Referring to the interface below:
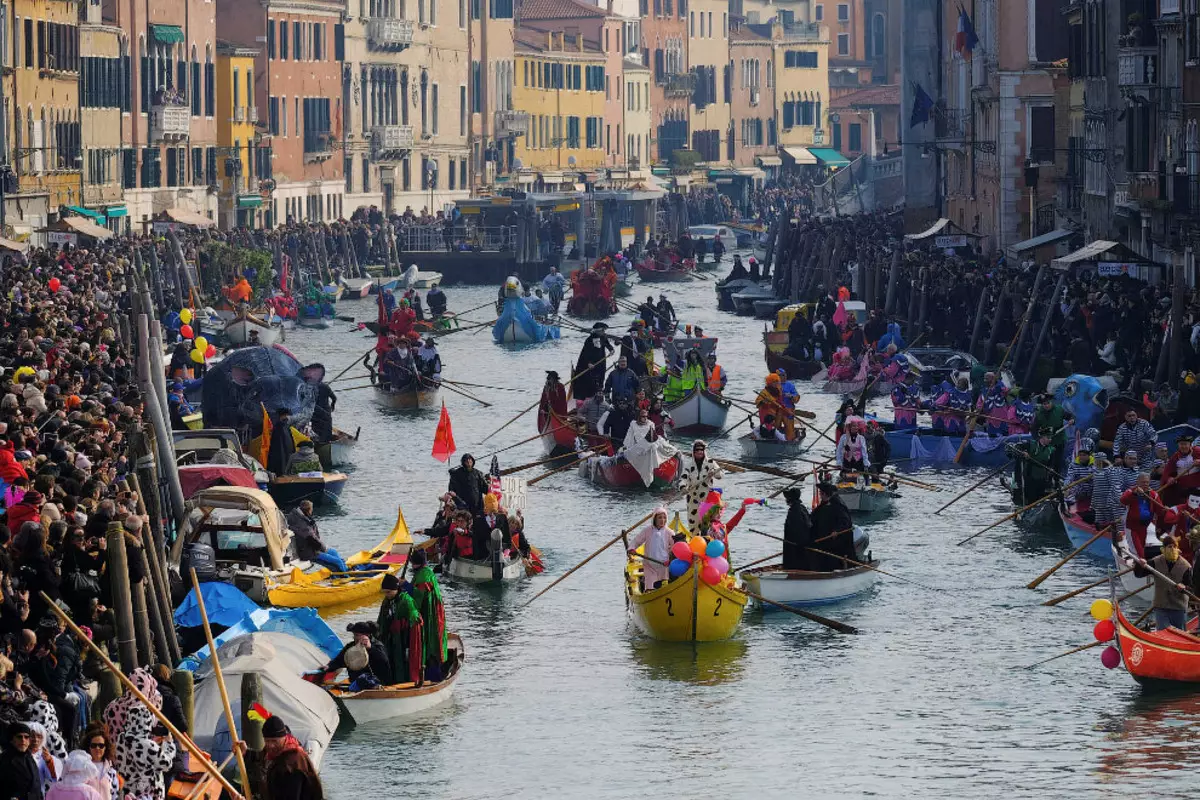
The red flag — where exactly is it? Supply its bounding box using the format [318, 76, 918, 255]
[431, 402, 456, 462]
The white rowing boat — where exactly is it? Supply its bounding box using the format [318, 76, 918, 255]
[836, 480, 898, 514]
[331, 634, 464, 724]
[737, 433, 802, 460]
[741, 562, 879, 606]
[666, 390, 730, 434]
[223, 313, 282, 346]
[446, 534, 527, 584]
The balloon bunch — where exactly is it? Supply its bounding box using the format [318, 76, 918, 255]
[668, 537, 730, 586]
[1089, 599, 1121, 669]
[189, 337, 216, 364]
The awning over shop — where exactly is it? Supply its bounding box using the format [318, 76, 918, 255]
[808, 148, 851, 167]
[780, 146, 817, 165]
[1050, 240, 1162, 282]
[904, 217, 981, 241]
[0, 237, 28, 253]
[756, 155, 783, 167]
[150, 24, 185, 44]
[63, 205, 105, 222]
[237, 195, 263, 209]
[161, 207, 216, 228]
[1007, 227, 1076, 255]
[59, 216, 114, 240]
[104, 205, 128, 218]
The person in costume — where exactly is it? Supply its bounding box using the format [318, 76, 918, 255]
[781, 487, 816, 571]
[262, 713, 324, 800]
[811, 482, 855, 571]
[572, 323, 614, 400]
[537, 371, 568, 434]
[409, 550, 448, 682]
[835, 418, 870, 474]
[627, 507, 673, 590]
[376, 573, 425, 686]
[681, 440, 723, 532]
[694, 490, 759, 543]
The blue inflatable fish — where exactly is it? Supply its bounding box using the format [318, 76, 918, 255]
[1054, 374, 1109, 433]
[493, 296, 561, 344]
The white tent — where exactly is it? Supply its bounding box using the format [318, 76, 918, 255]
[192, 632, 341, 769]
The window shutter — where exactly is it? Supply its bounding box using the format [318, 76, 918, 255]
[335, 24, 345, 61]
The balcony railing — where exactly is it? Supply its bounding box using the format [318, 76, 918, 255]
[372, 125, 415, 160]
[1128, 171, 1161, 204]
[1118, 47, 1158, 87]
[149, 104, 190, 141]
[367, 17, 414, 49]
[495, 110, 529, 138]
[780, 22, 822, 42]
[304, 131, 333, 160]
[233, 107, 245, 123]
[661, 72, 695, 96]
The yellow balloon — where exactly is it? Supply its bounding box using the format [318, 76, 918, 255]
[179, 308, 193, 325]
[190, 349, 205, 364]
[194, 336, 209, 352]
[1089, 598, 1113, 622]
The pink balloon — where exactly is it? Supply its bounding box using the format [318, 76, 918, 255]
[1100, 646, 1121, 669]
[710, 556, 730, 576]
[700, 565, 721, 585]
[671, 541, 692, 562]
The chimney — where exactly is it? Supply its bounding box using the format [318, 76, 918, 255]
[578, 32, 584, 51]
[547, 30, 553, 50]
[606, 0, 613, 11]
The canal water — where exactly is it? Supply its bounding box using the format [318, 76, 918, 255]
[278, 270, 1196, 798]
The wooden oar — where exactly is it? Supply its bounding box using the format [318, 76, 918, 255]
[527, 451, 595, 486]
[499, 451, 583, 476]
[740, 587, 859, 634]
[712, 413, 755, 441]
[1083, 578, 1152, 611]
[805, 547, 941, 592]
[934, 460, 1013, 515]
[432, 378, 492, 407]
[956, 475, 1092, 546]
[810, 527, 855, 545]
[953, 302, 1034, 463]
[1121, 548, 1200, 605]
[736, 551, 784, 571]
[854, 331, 927, 408]
[1022, 607, 1152, 670]
[1042, 567, 1134, 607]
[522, 511, 656, 607]
[330, 345, 376, 383]
[1025, 524, 1114, 589]
[746, 527, 786, 544]
[442, 379, 527, 393]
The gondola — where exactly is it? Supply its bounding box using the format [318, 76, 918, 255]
[635, 257, 696, 282]
[328, 634, 464, 723]
[666, 390, 730, 434]
[764, 346, 823, 380]
[577, 449, 682, 491]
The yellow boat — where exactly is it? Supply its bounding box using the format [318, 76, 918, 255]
[265, 506, 415, 608]
[182, 412, 204, 430]
[624, 513, 746, 642]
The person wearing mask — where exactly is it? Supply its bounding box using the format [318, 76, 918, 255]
[681, 440, 723, 532]
[1160, 434, 1200, 506]
[835, 421, 870, 474]
[627, 507, 673, 590]
[1131, 533, 1192, 631]
[572, 323, 614, 399]
[408, 549, 447, 682]
[1063, 439, 1096, 507]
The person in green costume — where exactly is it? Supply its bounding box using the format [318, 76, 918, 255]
[409, 549, 448, 682]
[375, 572, 425, 685]
[663, 349, 708, 404]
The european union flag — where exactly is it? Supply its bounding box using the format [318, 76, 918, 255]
[910, 82, 935, 129]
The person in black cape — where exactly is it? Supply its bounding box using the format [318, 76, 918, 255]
[810, 482, 856, 571]
[572, 323, 614, 398]
[266, 409, 297, 476]
[781, 487, 817, 571]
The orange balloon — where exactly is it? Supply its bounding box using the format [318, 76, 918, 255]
[688, 537, 707, 555]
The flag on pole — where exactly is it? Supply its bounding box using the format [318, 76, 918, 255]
[259, 403, 272, 467]
[431, 402, 456, 462]
[910, 82, 935, 128]
[955, 5, 979, 58]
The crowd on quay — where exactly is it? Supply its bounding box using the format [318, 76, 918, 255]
[0, 240, 325, 800]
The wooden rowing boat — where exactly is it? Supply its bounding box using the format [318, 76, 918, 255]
[624, 557, 746, 642]
[666, 390, 730, 435]
[1058, 505, 1116, 561]
[835, 479, 898, 514]
[446, 551, 526, 584]
[1114, 596, 1200, 685]
[741, 562, 879, 606]
[315, 428, 358, 470]
[224, 312, 283, 347]
[341, 278, 373, 299]
[737, 433, 802, 460]
[635, 259, 696, 282]
[373, 383, 440, 410]
[578, 450, 682, 491]
[268, 472, 348, 508]
[329, 634, 464, 723]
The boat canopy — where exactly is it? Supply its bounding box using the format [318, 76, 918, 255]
[170, 486, 290, 570]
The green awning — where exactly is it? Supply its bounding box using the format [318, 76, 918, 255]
[237, 195, 263, 209]
[150, 24, 185, 44]
[808, 148, 850, 167]
[104, 205, 128, 218]
[64, 205, 106, 222]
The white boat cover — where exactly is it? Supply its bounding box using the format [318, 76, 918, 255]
[192, 632, 340, 769]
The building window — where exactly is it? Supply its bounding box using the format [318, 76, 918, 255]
[431, 83, 438, 134]
[848, 122, 861, 151]
[449, 157, 456, 189]
[1030, 105, 1054, 164]
[460, 85, 467, 134]
[784, 50, 818, 68]
[280, 20, 288, 59]
[837, 34, 848, 56]
[837, 3, 848, 21]
[268, 20, 275, 59]
[871, 13, 885, 58]
[362, 155, 371, 192]
[460, 158, 466, 189]
[815, 4, 823, 21]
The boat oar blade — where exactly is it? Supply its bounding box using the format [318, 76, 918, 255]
[522, 511, 655, 608]
[1025, 525, 1110, 589]
[741, 588, 859, 635]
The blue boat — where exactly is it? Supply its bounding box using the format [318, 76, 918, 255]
[884, 427, 1027, 468]
[493, 296, 561, 344]
[1058, 506, 1115, 562]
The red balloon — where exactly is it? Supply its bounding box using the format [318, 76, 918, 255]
[205, 344, 216, 358]
[179, 324, 194, 339]
[671, 541, 692, 562]
[48, 277, 61, 292]
[1093, 619, 1116, 643]
[700, 565, 721, 585]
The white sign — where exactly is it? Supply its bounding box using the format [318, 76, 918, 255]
[934, 235, 968, 249]
[1096, 262, 1139, 277]
[152, 222, 186, 234]
[499, 476, 527, 512]
[47, 232, 77, 247]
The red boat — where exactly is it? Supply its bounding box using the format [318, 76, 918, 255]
[537, 413, 578, 457]
[567, 259, 618, 318]
[1114, 598, 1200, 685]
[635, 253, 696, 282]
[577, 446, 682, 491]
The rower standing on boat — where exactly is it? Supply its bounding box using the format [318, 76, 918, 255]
[1131, 533, 1193, 631]
[447, 454, 489, 516]
[781, 487, 817, 571]
[811, 482, 856, 570]
[410, 550, 448, 682]
[681, 440, 723, 532]
[627, 507, 672, 590]
[835, 420, 870, 475]
[538, 372, 569, 434]
[572, 323, 614, 401]
[312, 380, 336, 443]
[376, 573, 425, 685]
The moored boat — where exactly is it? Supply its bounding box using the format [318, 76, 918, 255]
[625, 558, 746, 642]
[764, 346, 823, 380]
[1113, 597, 1200, 685]
[296, 312, 332, 329]
[329, 634, 464, 723]
[268, 471, 348, 508]
[741, 562, 879, 607]
[882, 426, 1028, 468]
[731, 284, 777, 316]
[341, 278, 374, 299]
[666, 390, 730, 434]
[578, 450, 682, 491]
[315, 428, 358, 470]
[224, 312, 283, 347]
[737, 433, 803, 460]
[753, 299, 788, 319]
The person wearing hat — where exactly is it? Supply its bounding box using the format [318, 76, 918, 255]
[447, 453, 489, 516]
[1064, 438, 1096, 506]
[266, 409, 297, 476]
[284, 440, 323, 476]
[166, 382, 194, 431]
[375, 573, 425, 685]
[1012, 426, 1057, 502]
[1160, 434, 1200, 506]
[681, 440, 723, 532]
[321, 621, 390, 686]
[1033, 393, 1066, 465]
[1162, 491, 1200, 564]
[262, 713, 324, 800]
[0, 721, 40, 800]
[415, 337, 441, 383]
[655, 293, 677, 329]
[781, 486, 816, 571]
[811, 482, 855, 571]
[572, 322, 613, 399]
[409, 549, 448, 682]
[1131, 532, 1193, 632]
[1113, 408, 1157, 470]
[538, 371, 568, 439]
